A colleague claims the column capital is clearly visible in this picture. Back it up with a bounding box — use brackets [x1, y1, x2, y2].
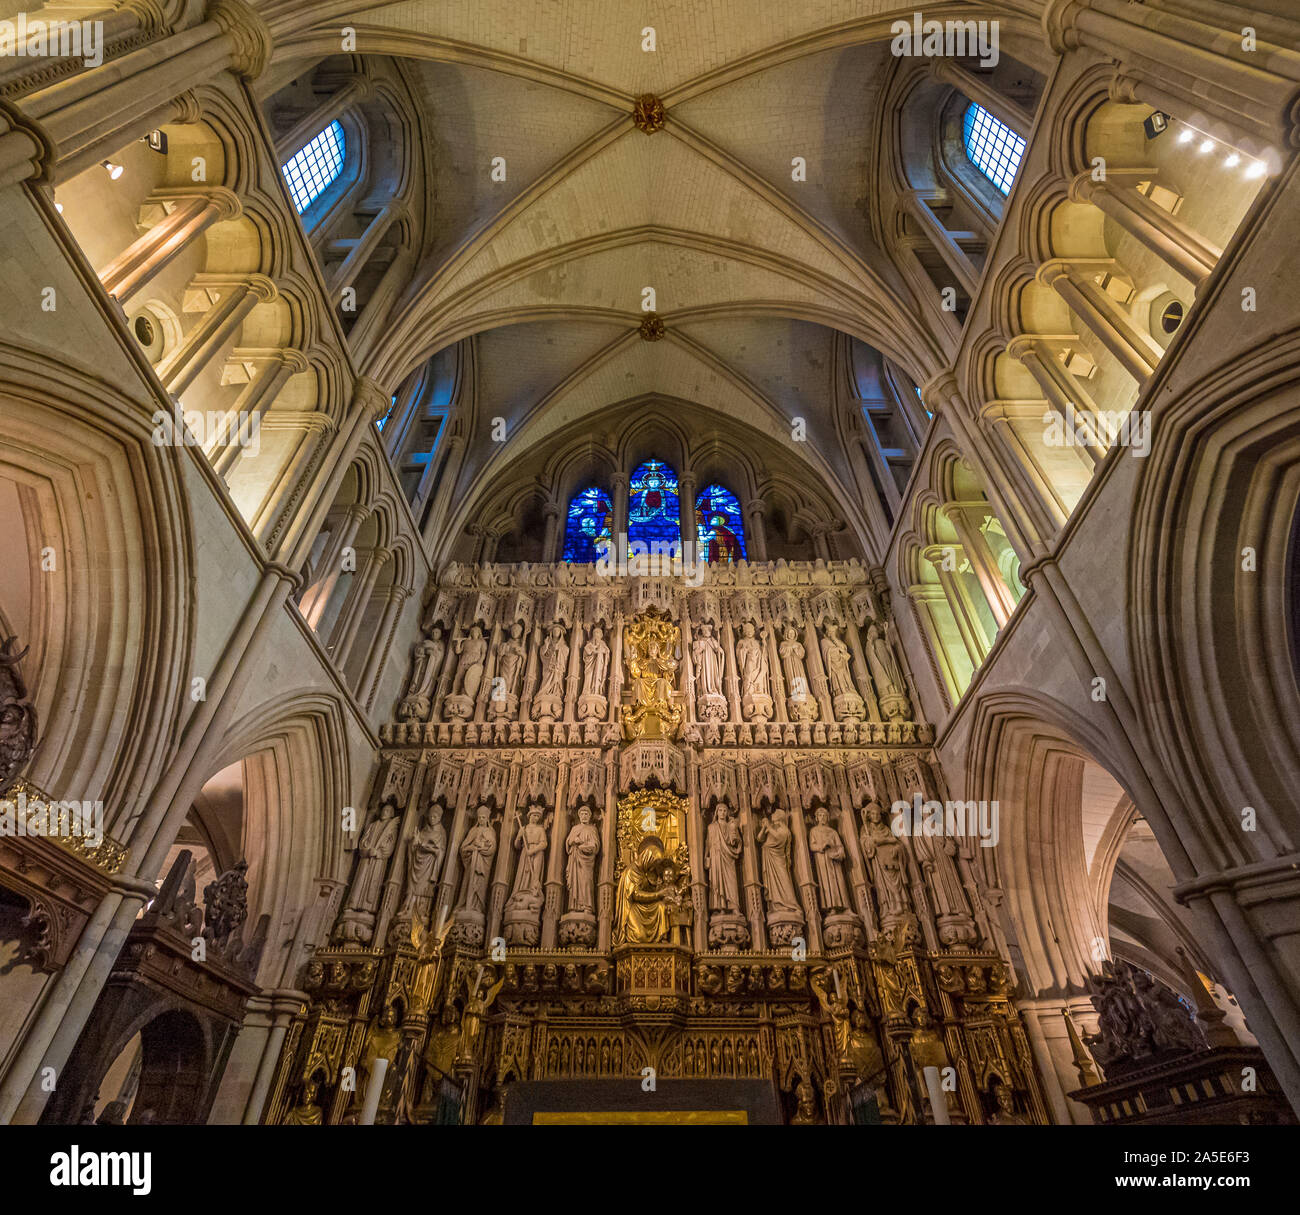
[1005, 333, 1045, 360]
[351, 375, 391, 421]
[209, 0, 273, 81]
[919, 369, 960, 412]
[150, 185, 242, 221]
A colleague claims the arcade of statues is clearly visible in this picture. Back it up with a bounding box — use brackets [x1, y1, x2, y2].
[268, 560, 1046, 1125]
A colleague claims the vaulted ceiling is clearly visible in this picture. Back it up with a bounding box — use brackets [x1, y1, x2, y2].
[265, 1, 1048, 555]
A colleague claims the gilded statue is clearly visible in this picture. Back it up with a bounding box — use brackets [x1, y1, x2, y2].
[283, 1075, 324, 1125]
[621, 606, 682, 740]
[355, 1004, 401, 1110]
[457, 966, 505, 1064]
[614, 835, 683, 943]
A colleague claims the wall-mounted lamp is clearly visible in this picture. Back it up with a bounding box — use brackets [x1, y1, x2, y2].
[101, 160, 124, 180]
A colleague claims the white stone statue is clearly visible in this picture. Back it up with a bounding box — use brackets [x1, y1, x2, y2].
[581, 625, 610, 698]
[820, 622, 856, 699]
[692, 621, 725, 699]
[399, 627, 444, 718]
[736, 621, 770, 706]
[400, 806, 446, 921]
[756, 808, 801, 913]
[495, 621, 527, 698]
[343, 800, 400, 917]
[536, 624, 569, 700]
[860, 800, 910, 922]
[706, 804, 743, 912]
[779, 623, 815, 717]
[564, 806, 600, 914]
[808, 807, 850, 911]
[506, 805, 549, 913]
[865, 624, 904, 696]
[455, 806, 497, 914]
[453, 625, 488, 700]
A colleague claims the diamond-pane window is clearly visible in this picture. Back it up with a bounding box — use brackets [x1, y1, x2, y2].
[962, 104, 1025, 196]
[281, 121, 346, 214]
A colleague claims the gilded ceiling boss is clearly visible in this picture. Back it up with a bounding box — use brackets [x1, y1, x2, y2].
[0, 0, 1294, 1149]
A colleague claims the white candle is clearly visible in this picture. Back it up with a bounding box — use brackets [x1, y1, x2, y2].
[922, 1065, 951, 1125]
[359, 1058, 389, 1125]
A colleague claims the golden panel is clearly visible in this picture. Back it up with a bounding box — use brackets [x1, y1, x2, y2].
[532, 1110, 747, 1125]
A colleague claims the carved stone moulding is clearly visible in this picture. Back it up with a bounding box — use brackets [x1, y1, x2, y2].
[707, 911, 750, 950]
[619, 738, 685, 794]
[0, 635, 37, 796]
[558, 911, 596, 948]
[822, 911, 864, 951]
[766, 909, 805, 948]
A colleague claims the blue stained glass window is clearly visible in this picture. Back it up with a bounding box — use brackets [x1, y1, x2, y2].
[562, 485, 613, 563]
[281, 120, 346, 214]
[695, 484, 747, 563]
[628, 459, 681, 554]
[962, 104, 1025, 196]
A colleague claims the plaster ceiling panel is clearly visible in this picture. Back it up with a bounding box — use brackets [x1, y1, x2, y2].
[419, 130, 862, 313]
[360, 0, 914, 98]
[673, 43, 892, 260]
[408, 60, 622, 267]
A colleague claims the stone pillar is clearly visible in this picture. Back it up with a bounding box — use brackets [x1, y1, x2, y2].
[281, 376, 390, 568]
[940, 503, 1018, 628]
[331, 546, 389, 666]
[157, 275, 274, 397]
[611, 472, 629, 546]
[420, 433, 464, 548]
[928, 57, 1033, 137]
[1069, 172, 1221, 285]
[1, 557, 299, 1122]
[743, 498, 768, 561]
[358, 584, 410, 712]
[781, 759, 823, 953]
[541, 764, 571, 947]
[1006, 335, 1107, 468]
[1036, 259, 1163, 383]
[902, 191, 978, 296]
[17, 0, 271, 184]
[329, 201, 408, 296]
[487, 766, 524, 945]
[596, 752, 619, 951]
[298, 503, 366, 626]
[252, 413, 334, 546]
[735, 764, 767, 951]
[1046, 0, 1300, 151]
[678, 471, 697, 559]
[541, 500, 563, 562]
[684, 755, 708, 952]
[211, 348, 307, 477]
[274, 74, 372, 162]
[924, 544, 990, 667]
[99, 188, 240, 303]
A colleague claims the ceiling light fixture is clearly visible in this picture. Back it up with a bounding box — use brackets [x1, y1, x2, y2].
[1177, 128, 1194, 144]
[101, 159, 124, 179]
[1245, 159, 1266, 179]
[1198, 138, 1214, 154]
[1224, 153, 1240, 168]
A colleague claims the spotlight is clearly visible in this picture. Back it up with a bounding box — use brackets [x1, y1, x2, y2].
[1142, 111, 1170, 140]
[55, 201, 64, 213]
[1224, 153, 1240, 168]
[1245, 160, 1266, 179]
[1198, 138, 1214, 154]
[101, 160, 124, 179]
[1177, 128, 1194, 144]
